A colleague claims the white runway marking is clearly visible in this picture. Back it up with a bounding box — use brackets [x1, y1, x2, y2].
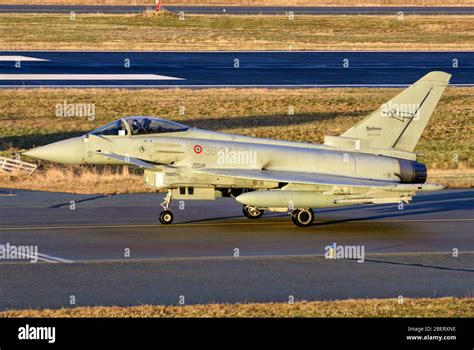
[36, 253, 74, 263]
[0, 74, 184, 80]
[0, 55, 49, 61]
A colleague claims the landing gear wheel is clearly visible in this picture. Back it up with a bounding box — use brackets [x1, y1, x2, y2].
[291, 208, 314, 227]
[242, 205, 264, 219]
[159, 210, 174, 225]
[159, 190, 174, 224]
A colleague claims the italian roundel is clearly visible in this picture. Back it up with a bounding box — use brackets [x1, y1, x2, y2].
[193, 145, 203, 154]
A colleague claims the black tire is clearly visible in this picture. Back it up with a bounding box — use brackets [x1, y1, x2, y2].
[291, 208, 314, 227]
[159, 210, 174, 224]
[242, 205, 264, 219]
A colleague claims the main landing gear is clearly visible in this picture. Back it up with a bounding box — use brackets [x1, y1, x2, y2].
[290, 208, 314, 227]
[242, 205, 264, 219]
[242, 205, 314, 227]
[159, 190, 174, 225]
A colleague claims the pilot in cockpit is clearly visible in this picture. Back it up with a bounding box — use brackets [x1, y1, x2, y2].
[131, 119, 141, 135]
[142, 118, 152, 134]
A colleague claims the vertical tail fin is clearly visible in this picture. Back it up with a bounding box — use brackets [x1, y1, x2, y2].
[340, 71, 451, 152]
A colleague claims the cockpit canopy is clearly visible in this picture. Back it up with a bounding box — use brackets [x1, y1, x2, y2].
[91, 117, 190, 136]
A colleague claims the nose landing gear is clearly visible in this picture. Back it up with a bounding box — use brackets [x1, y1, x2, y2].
[159, 210, 174, 225]
[159, 190, 174, 225]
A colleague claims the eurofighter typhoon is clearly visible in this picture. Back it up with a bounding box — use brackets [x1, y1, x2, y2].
[24, 72, 450, 226]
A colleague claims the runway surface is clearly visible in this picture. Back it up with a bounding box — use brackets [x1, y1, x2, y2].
[0, 51, 473, 88]
[0, 188, 472, 310]
[1, 5, 474, 15]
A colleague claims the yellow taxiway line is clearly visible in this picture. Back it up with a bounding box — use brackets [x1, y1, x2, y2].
[0, 218, 472, 231]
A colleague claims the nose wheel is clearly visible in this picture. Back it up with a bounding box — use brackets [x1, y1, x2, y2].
[159, 210, 174, 225]
[242, 205, 264, 219]
[291, 208, 314, 227]
[159, 190, 174, 225]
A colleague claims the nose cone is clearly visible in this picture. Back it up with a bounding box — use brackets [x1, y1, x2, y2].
[23, 137, 85, 164]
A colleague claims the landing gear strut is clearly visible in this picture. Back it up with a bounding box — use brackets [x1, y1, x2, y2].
[291, 208, 314, 227]
[159, 190, 174, 225]
[242, 205, 264, 219]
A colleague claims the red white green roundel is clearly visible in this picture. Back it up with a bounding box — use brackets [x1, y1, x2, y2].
[193, 145, 203, 154]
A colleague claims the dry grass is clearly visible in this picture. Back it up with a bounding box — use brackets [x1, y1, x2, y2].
[1, 13, 474, 51]
[1, 297, 472, 318]
[0, 165, 145, 194]
[427, 168, 474, 189]
[1, 0, 473, 6]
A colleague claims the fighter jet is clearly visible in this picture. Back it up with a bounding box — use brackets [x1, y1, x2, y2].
[24, 71, 450, 227]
